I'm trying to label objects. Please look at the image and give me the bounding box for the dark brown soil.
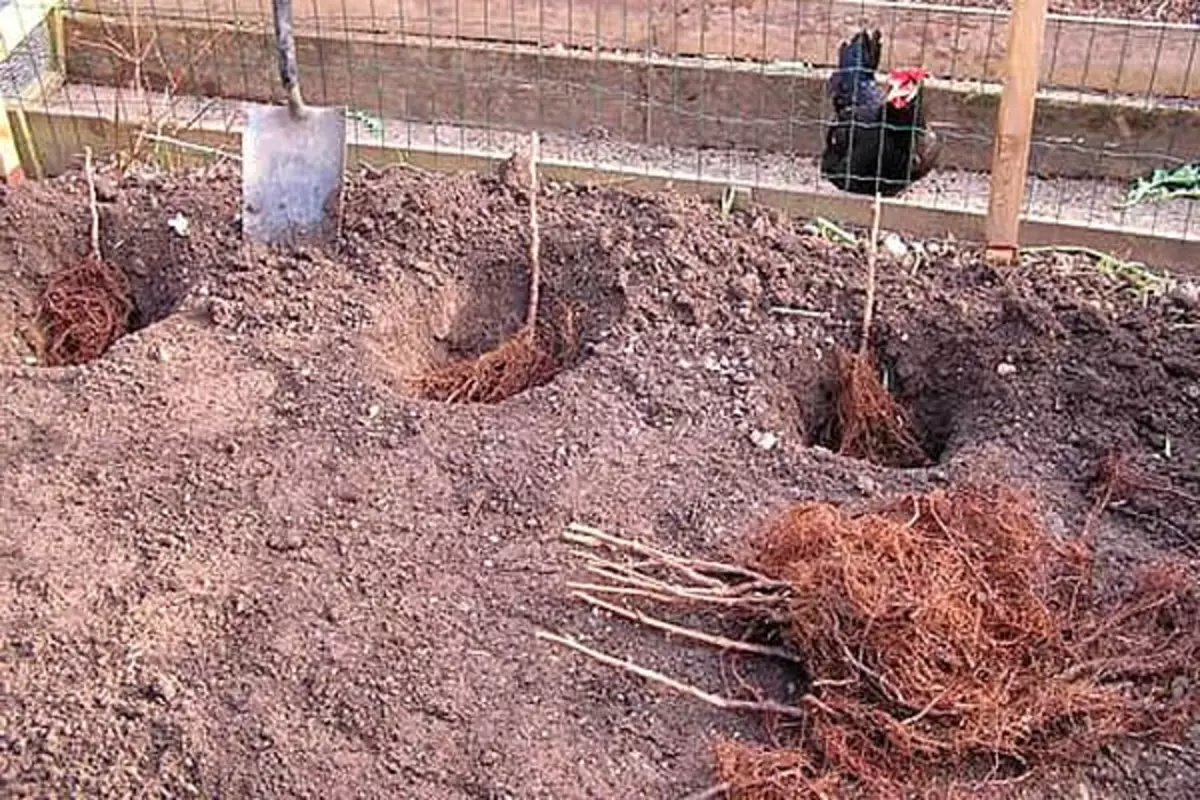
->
[1,161,1198,798]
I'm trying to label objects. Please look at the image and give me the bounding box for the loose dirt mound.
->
[0,162,1197,798]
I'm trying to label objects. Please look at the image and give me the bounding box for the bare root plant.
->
[36,148,134,366]
[832,348,928,468]
[830,195,929,467]
[415,132,581,403]
[540,486,1200,797]
[1091,449,1200,510]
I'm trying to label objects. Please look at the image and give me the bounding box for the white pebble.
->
[167,212,190,237]
[882,233,908,259]
[750,430,780,451]
[997,362,1018,376]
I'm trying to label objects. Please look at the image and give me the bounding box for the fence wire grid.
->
[2,0,1199,242]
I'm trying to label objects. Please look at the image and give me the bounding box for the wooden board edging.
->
[61,13,1200,183]
[14,94,1200,274]
[71,0,1200,98]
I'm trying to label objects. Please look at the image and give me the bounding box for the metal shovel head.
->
[241,103,347,245]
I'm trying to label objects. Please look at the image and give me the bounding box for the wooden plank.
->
[0,94,27,182]
[0,0,58,184]
[660,1,1200,98]
[17,82,1200,273]
[62,13,1200,182]
[73,0,1200,97]
[65,13,650,147]
[986,0,1050,257]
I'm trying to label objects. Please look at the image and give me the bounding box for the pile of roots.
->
[414,305,580,403]
[544,485,1200,797]
[35,257,134,367]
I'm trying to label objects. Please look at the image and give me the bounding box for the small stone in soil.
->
[147,673,180,704]
[93,176,119,202]
[882,233,908,260]
[750,430,780,450]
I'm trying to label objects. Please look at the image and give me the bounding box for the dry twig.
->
[84,147,101,259]
[526,131,542,328]
[572,590,802,664]
[858,193,883,356]
[566,522,788,589]
[536,630,813,719]
[680,783,731,800]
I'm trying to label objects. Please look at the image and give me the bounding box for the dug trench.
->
[0,161,1197,798]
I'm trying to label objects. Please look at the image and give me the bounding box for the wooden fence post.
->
[0,96,26,185]
[985,0,1050,262]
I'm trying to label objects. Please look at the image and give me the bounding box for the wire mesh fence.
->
[1,0,1199,245]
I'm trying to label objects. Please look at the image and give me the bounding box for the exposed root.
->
[833,348,929,467]
[414,304,580,403]
[33,146,134,367]
[36,256,134,367]
[1092,449,1199,507]
[545,486,1200,795]
[714,741,834,800]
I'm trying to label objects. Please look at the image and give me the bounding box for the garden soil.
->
[1,161,1198,798]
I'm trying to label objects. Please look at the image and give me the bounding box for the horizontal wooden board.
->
[60,13,1200,182]
[15,82,1199,272]
[71,0,1200,97]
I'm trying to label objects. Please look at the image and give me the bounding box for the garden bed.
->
[1,160,1197,797]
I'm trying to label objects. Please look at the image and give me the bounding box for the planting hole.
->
[25,254,182,368]
[415,301,582,404]
[808,345,957,468]
[368,241,625,403]
[34,257,134,367]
